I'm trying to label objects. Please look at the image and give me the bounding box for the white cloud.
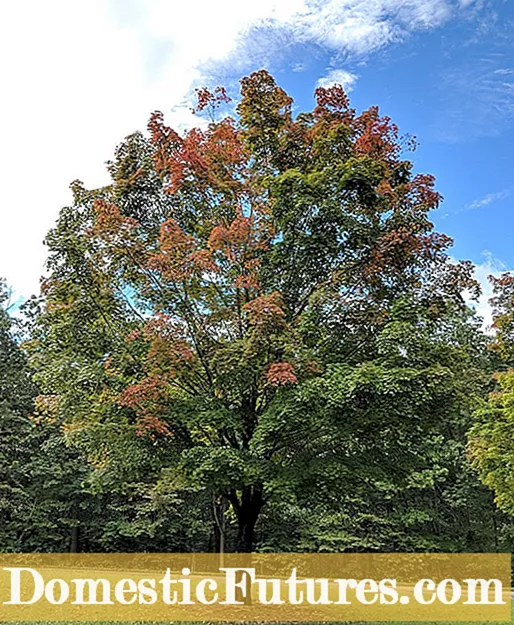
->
[467,189,510,211]
[443,189,511,218]
[0,0,295,300]
[435,51,514,142]
[317,68,358,91]
[0,0,477,300]
[294,0,453,55]
[468,253,510,332]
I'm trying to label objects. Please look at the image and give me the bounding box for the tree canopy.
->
[20,70,513,554]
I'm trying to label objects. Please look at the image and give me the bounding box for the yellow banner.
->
[0,553,510,621]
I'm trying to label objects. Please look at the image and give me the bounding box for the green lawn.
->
[3,617,512,625]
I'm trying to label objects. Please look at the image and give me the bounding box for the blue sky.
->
[203,1,514,267]
[0,0,512,323]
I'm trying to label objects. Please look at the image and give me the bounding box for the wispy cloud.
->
[442,189,511,219]
[468,252,510,332]
[0,0,483,299]
[317,68,358,91]
[466,189,511,211]
[213,0,462,70]
[435,47,514,141]
[297,0,453,54]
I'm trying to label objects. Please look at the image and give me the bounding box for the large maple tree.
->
[30,71,479,552]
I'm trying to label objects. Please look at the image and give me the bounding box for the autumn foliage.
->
[32,70,481,552]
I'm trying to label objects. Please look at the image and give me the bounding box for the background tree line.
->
[2,71,514,554]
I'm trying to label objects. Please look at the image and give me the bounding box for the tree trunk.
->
[70,525,79,553]
[236,516,257,553]
[213,495,226,566]
[234,485,264,553]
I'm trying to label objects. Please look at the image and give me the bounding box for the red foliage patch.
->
[243,292,286,326]
[266,362,297,386]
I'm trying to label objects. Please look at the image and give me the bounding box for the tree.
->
[256,301,510,554]
[0,284,101,553]
[469,273,514,515]
[0,282,36,412]
[0,280,39,550]
[30,70,480,552]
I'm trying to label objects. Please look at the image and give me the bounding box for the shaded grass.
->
[3,618,512,625]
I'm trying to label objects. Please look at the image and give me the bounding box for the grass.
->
[3,618,512,625]
[4,600,513,625]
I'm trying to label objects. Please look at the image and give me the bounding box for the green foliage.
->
[467,273,514,519]
[17,71,513,554]
[470,370,514,515]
